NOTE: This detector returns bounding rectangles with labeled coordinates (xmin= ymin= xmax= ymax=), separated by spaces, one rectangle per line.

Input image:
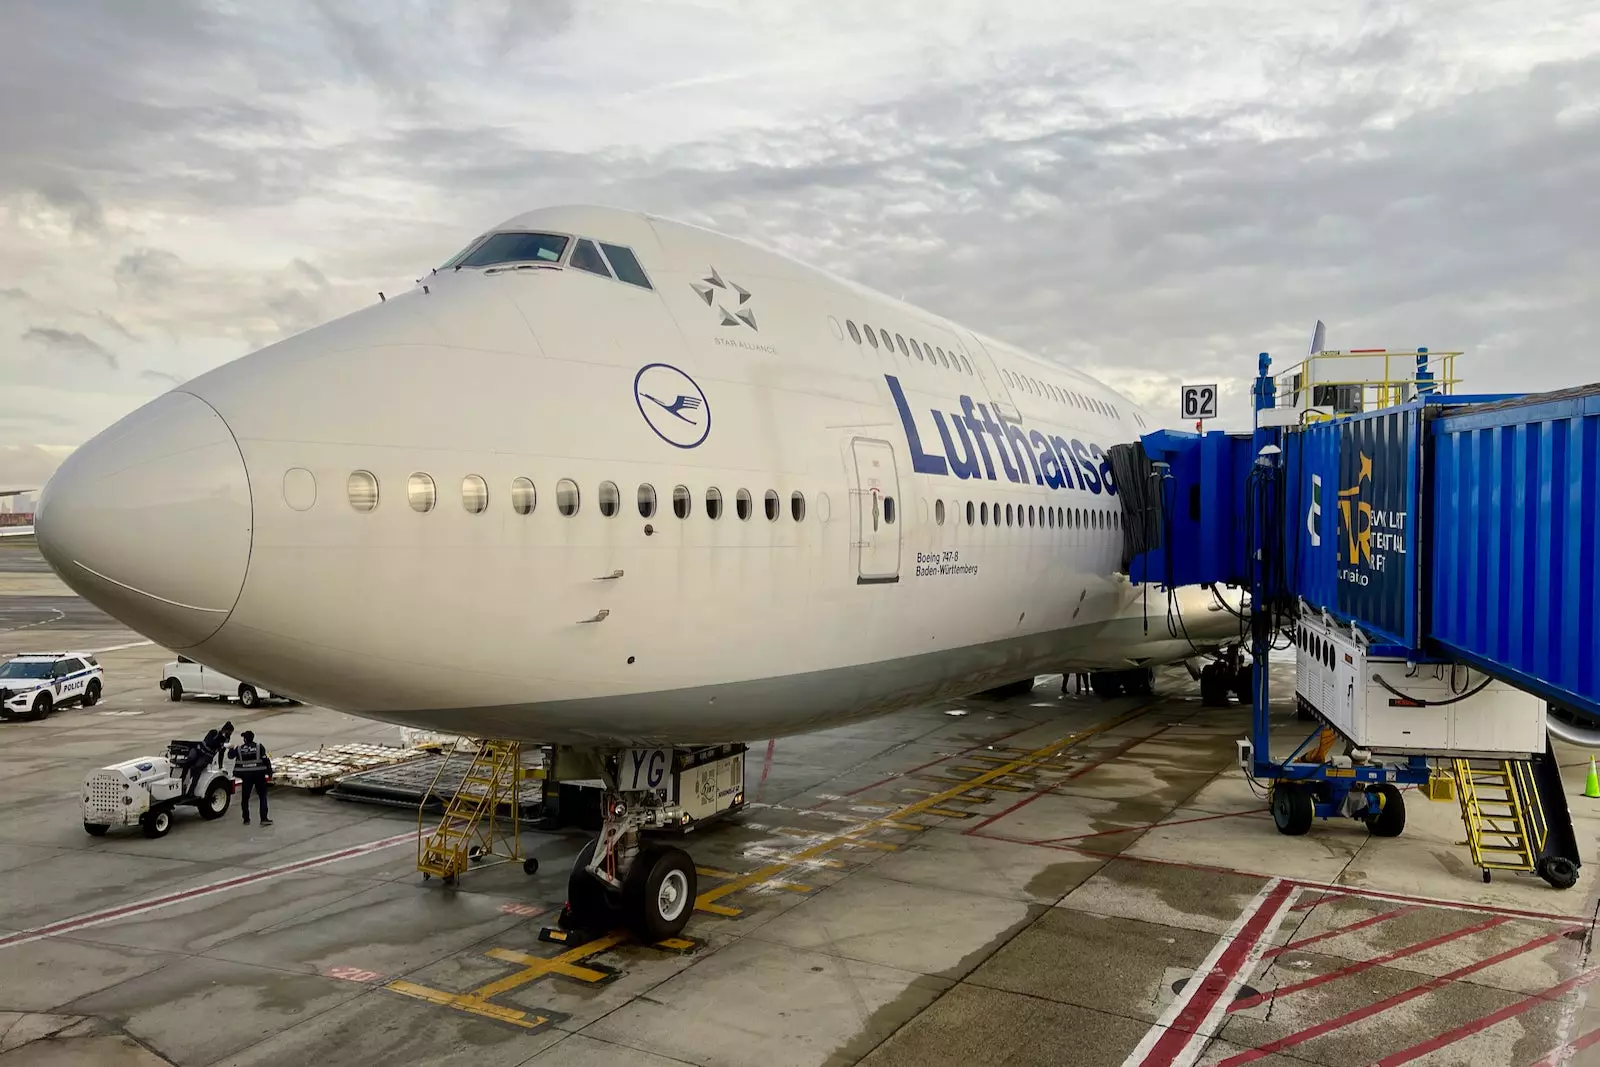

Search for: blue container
xmin=1127 ymin=429 xmax=1254 ymax=588
xmin=1428 ymin=387 xmax=1600 ymax=718
xmin=1284 ymin=404 xmax=1423 ymax=646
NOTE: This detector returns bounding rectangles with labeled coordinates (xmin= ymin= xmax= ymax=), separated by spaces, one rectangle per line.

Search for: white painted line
xmin=87 ymin=640 xmax=155 ymax=654
xmin=0 ymin=829 xmax=419 ymax=951
xmin=1121 ymin=878 xmax=1298 ymax=1067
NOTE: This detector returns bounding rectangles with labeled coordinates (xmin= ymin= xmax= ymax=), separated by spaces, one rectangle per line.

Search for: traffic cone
xmin=1583 ymin=757 xmax=1600 ymax=800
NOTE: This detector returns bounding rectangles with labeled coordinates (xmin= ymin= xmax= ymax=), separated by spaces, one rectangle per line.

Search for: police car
xmin=0 ymin=652 xmax=104 ymax=721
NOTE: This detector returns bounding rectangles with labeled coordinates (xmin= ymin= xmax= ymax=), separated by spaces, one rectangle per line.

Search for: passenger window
xmin=790 ymin=491 xmax=806 ymax=521
xmin=883 ymin=496 xmax=896 ymax=524
xmin=453 ymin=231 xmax=568 ymax=269
xmin=408 ymin=473 xmax=436 ymax=513
xmin=935 ymin=499 xmax=945 ymax=525
xmin=936 ymin=349 xmax=950 ymax=369
xmin=511 ymin=477 xmax=536 ymax=515
xmin=764 ymin=490 xmax=779 ymax=521
xmin=864 ymin=325 xmax=879 ymax=349
xmin=598 ymin=481 xmax=620 ymax=517
xmin=347 ymin=471 xmax=378 ymax=512
xmin=959 ymin=354 xmax=973 ymax=374
xmin=462 ymin=474 xmax=489 ymax=514
xmin=556 ymin=478 xmax=580 ymax=516
xmin=980 ymin=502 xmax=988 ymax=526
xmin=598 ymin=242 xmax=652 ymax=289
xmin=966 ymin=501 xmax=975 ymax=525
xmin=737 ymin=489 xmax=752 ymax=520
xmin=909 ymin=339 xmax=922 ymax=360
xmin=706 ymin=487 xmax=723 ymax=519
xmin=879 ymin=327 xmax=893 ymax=351
xmin=1006 ymin=503 xmax=1014 ymax=526
xmin=637 ymin=483 xmax=657 ymax=518
xmin=673 ymin=485 xmax=691 ymax=519
xmin=569 ymin=238 xmax=613 ymax=278
xmin=1028 ymin=505 xmax=1035 ymax=527
xmin=1057 ymin=507 xmax=1064 ymax=527
xmin=848 ymin=320 xmax=861 ymax=344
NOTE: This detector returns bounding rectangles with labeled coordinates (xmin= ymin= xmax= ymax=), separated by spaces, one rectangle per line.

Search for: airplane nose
xmin=36 ymin=390 xmax=252 ymax=649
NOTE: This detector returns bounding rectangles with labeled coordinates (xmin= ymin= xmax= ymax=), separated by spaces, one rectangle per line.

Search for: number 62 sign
xmin=1181 ymin=384 xmax=1218 ymax=421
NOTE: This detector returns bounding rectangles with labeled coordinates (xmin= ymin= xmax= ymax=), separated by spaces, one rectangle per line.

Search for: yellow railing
xmin=1273 ymin=349 xmax=1463 ymax=420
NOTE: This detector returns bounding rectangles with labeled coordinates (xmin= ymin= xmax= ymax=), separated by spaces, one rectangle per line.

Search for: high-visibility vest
xmin=234 ymin=742 xmax=269 ymax=775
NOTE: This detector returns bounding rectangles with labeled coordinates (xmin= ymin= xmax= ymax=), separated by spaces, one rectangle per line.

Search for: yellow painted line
xmin=696 ymin=866 xmax=740 ymax=879
xmin=884 ymin=820 xmax=930 ymax=832
xmin=385 ymin=980 xmax=545 ymax=1029
xmin=925 ymin=807 xmax=976 ymax=819
xmin=916 ymin=773 xmax=1026 ymax=792
xmin=657 ymin=937 xmax=696 ymax=951
xmin=694 ymin=703 xmax=1154 ymax=918
xmin=474 ymin=933 xmax=626 ymax=996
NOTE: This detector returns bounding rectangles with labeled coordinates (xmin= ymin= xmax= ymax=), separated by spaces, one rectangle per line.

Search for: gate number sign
xmin=1181 ymin=384 xmax=1219 ymax=421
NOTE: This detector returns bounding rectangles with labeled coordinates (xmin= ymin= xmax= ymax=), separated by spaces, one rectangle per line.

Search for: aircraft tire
xmin=623 ymin=844 xmax=697 ymax=943
xmin=563 ymin=839 xmax=619 ymax=932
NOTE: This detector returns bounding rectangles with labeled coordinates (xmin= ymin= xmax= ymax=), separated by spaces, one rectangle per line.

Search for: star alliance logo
xmin=690 ymin=267 xmax=757 ymax=331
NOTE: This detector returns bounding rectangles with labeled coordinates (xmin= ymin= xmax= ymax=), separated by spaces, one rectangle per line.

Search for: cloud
xmin=0 ymin=0 xmax=1593 ymax=454
xmin=139 ymin=369 xmax=184 ymax=387
xmin=21 ymin=327 xmax=118 ymax=368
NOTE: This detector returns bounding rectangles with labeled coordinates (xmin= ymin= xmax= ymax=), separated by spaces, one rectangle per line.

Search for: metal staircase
xmin=1454 ymin=758 xmax=1540 ymax=881
xmin=418 ymin=738 xmax=525 ymax=883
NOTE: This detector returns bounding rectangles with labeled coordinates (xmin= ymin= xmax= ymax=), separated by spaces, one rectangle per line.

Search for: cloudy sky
xmin=1 ymin=0 xmax=1595 ymax=487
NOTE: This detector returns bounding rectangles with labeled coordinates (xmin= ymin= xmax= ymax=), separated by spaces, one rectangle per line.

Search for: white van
xmin=160 ymin=656 xmax=288 ymax=708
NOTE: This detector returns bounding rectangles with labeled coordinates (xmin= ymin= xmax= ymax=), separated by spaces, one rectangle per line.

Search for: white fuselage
xmin=36 ymin=205 xmax=1237 ymax=745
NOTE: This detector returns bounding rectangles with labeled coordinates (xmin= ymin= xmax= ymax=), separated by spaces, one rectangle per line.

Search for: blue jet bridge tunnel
xmin=1108 ymin=351 xmax=1599 ymax=889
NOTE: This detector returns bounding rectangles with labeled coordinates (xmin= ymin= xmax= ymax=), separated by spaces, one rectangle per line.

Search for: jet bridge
xmin=1110 ymin=348 xmax=1598 ymax=889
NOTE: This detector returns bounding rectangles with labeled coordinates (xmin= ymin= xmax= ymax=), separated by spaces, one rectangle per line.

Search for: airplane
xmin=34 ymin=204 xmax=1247 ymax=940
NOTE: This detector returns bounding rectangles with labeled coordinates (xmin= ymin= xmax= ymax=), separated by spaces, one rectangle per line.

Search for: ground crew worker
xmin=229 ymin=730 xmax=273 ymax=826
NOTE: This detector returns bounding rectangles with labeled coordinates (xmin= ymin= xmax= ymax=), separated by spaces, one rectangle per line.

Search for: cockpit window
xmin=569 ymin=238 xmax=613 ymax=278
xmin=599 ymin=243 xmax=653 ymax=289
xmin=453 ymin=232 xmax=569 ymax=270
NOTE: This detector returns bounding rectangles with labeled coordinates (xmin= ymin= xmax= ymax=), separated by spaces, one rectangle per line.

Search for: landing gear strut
xmin=554 ymin=745 xmax=745 ymax=942
xmin=1201 ymin=647 xmax=1252 ymax=707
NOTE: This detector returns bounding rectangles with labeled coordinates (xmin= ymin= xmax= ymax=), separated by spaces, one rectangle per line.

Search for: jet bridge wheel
xmin=1271 ymin=783 xmax=1314 ymax=836
xmin=1362 ymin=784 xmax=1406 ymax=838
xmin=1537 ymin=856 xmax=1579 ymax=890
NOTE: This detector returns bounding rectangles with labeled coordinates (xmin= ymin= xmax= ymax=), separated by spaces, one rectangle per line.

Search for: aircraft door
xmin=849 ymin=438 xmax=902 ymax=584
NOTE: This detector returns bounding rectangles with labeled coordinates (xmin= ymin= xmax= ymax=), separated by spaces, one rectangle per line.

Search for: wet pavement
xmin=2 ymin=541 xmax=1598 ymax=1066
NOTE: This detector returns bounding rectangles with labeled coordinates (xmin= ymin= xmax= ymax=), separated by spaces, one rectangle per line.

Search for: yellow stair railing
xmin=1453 ymin=758 xmax=1548 ymax=883
xmin=418 ymin=738 xmax=523 ymax=883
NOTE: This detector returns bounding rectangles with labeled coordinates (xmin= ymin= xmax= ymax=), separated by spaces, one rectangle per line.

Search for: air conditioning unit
xmin=1294 ymin=615 xmax=1545 ymax=758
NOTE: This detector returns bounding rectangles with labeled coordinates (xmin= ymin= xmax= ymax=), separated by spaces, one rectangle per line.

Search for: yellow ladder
xmin=1453 ymin=758 xmax=1548 ymax=881
xmin=418 ymin=738 xmax=523 ymax=882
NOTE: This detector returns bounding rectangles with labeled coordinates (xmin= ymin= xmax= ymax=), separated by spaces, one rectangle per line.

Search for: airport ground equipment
xmin=82 ymin=720 xmax=236 ymax=838
xmin=0 ymin=651 xmax=103 ymax=720
xmin=552 ymin=743 xmax=748 ymax=942
xmin=1114 ymin=348 xmax=1594 ymax=889
xmin=160 ymin=654 xmax=285 ymax=707
xmin=269 ymin=743 xmax=431 ymax=790
xmin=418 ymin=738 xmax=537 ymax=884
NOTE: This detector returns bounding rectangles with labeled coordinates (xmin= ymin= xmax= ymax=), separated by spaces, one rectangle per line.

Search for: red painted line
xmin=1524 ymin=1024 xmax=1600 ymax=1067
xmin=1261 ymin=905 xmax=1423 ymax=958
xmin=1216 ymin=928 xmax=1576 ymax=1066
xmin=960 ymin=832 xmax=1597 ymax=927
xmin=1032 ymin=808 xmax=1263 ymax=846
xmin=1374 ymin=963 xmax=1600 ymax=1066
xmin=812 ymin=722 xmax=1039 ymax=807
xmin=1125 ymin=879 xmax=1297 ymax=1067
xmin=1231 ymin=915 xmax=1510 ymax=1012
xmin=0 ymin=829 xmax=419 ymax=951
xmin=965 ymin=725 xmax=1173 ymax=835
xmin=1290 ymin=891 xmax=1353 ymax=912
xmin=756 ymin=739 xmax=777 ymax=801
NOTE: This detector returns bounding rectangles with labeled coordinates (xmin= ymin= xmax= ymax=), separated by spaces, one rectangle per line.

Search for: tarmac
xmin=1 ymin=538 xmax=1598 ymax=1067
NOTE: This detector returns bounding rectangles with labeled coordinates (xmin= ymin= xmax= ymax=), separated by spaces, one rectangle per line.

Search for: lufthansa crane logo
xmin=690 ymin=267 xmax=757 ymax=331
xmin=634 ymin=363 xmax=711 ymax=449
